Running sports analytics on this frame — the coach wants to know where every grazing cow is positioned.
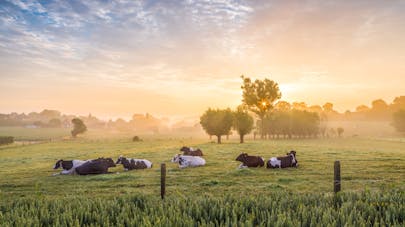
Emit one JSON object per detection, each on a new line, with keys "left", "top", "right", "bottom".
{"left": 116, "top": 156, "right": 153, "bottom": 170}
{"left": 53, "top": 159, "right": 88, "bottom": 175}
{"left": 266, "top": 151, "right": 298, "bottom": 169}
{"left": 180, "top": 146, "right": 204, "bottom": 156}
{"left": 75, "top": 158, "right": 116, "bottom": 175}
{"left": 171, "top": 154, "right": 206, "bottom": 168}
{"left": 235, "top": 153, "right": 265, "bottom": 168}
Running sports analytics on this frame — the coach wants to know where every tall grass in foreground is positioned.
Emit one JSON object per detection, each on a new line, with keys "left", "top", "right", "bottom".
{"left": 1, "top": 190, "right": 403, "bottom": 226}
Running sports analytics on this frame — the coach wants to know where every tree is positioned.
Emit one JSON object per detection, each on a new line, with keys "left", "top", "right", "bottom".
{"left": 322, "top": 102, "right": 335, "bottom": 113}
{"left": 233, "top": 106, "right": 254, "bottom": 143}
{"left": 241, "top": 76, "right": 281, "bottom": 139}
{"left": 292, "top": 102, "right": 307, "bottom": 111}
{"left": 39, "top": 109, "right": 61, "bottom": 120}
{"left": 392, "top": 109, "right": 405, "bottom": 133}
{"left": 390, "top": 96, "right": 405, "bottom": 112}
{"left": 356, "top": 105, "right": 370, "bottom": 113}
{"left": 71, "top": 118, "right": 87, "bottom": 137}
{"left": 200, "top": 108, "right": 233, "bottom": 144}
{"left": 370, "top": 99, "right": 389, "bottom": 119}
{"left": 337, "top": 127, "right": 344, "bottom": 137}
{"left": 309, "top": 105, "right": 323, "bottom": 113}
{"left": 275, "top": 101, "right": 291, "bottom": 111}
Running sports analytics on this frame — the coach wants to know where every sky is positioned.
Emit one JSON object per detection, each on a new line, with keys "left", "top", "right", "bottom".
{"left": 1, "top": 0, "right": 404, "bottom": 120}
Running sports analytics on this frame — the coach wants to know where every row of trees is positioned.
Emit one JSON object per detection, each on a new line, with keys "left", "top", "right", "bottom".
{"left": 269, "top": 97, "right": 405, "bottom": 122}
{"left": 200, "top": 76, "right": 405, "bottom": 143}
{"left": 199, "top": 76, "right": 325, "bottom": 143}
{"left": 261, "top": 110, "right": 320, "bottom": 139}
{"left": 200, "top": 107, "right": 253, "bottom": 144}
{"left": 392, "top": 110, "right": 405, "bottom": 133}
{"left": 200, "top": 107, "right": 328, "bottom": 143}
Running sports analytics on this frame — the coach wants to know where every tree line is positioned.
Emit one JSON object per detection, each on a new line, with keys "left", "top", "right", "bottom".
{"left": 200, "top": 76, "right": 405, "bottom": 143}
{"left": 0, "top": 110, "right": 201, "bottom": 135}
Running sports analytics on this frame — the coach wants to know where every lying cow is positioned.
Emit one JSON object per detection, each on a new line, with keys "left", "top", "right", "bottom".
{"left": 116, "top": 155, "right": 153, "bottom": 170}
{"left": 266, "top": 150, "right": 298, "bottom": 168}
{"left": 171, "top": 154, "right": 206, "bottom": 168}
{"left": 53, "top": 159, "right": 88, "bottom": 175}
{"left": 180, "top": 146, "right": 203, "bottom": 156}
{"left": 75, "top": 158, "right": 116, "bottom": 175}
{"left": 235, "top": 153, "right": 264, "bottom": 168}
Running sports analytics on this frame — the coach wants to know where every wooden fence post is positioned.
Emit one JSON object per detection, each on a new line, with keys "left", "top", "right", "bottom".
{"left": 161, "top": 163, "right": 166, "bottom": 199}
{"left": 334, "top": 161, "right": 341, "bottom": 193}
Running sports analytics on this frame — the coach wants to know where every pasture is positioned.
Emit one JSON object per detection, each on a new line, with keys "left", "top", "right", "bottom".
{"left": 0, "top": 128, "right": 404, "bottom": 225}
{"left": 0, "top": 129, "right": 404, "bottom": 200}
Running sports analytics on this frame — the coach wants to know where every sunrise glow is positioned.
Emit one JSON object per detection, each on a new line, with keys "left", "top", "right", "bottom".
{"left": 1, "top": 0, "right": 404, "bottom": 119}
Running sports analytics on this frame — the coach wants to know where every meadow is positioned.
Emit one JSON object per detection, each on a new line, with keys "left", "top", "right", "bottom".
{"left": 0, "top": 127, "right": 404, "bottom": 225}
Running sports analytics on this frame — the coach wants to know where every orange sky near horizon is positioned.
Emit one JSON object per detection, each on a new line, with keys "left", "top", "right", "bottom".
{"left": 1, "top": 0, "right": 404, "bottom": 120}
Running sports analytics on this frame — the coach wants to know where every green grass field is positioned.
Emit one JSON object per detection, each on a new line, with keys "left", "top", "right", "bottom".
{"left": 0, "top": 128, "right": 404, "bottom": 225}
{"left": 0, "top": 128, "right": 404, "bottom": 200}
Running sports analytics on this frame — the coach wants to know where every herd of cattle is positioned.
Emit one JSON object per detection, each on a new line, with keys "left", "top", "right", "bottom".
{"left": 53, "top": 146, "right": 298, "bottom": 175}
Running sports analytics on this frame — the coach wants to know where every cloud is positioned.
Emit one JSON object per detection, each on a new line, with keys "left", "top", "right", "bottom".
{"left": 0, "top": 0, "right": 404, "bottom": 117}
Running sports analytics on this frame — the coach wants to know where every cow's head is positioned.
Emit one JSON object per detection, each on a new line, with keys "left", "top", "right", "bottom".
{"left": 236, "top": 153, "right": 248, "bottom": 162}
{"left": 103, "top": 158, "right": 116, "bottom": 168}
{"left": 171, "top": 154, "right": 181, "bottom": 163}
{"left": 180, "top": 146, "right": 190, "bottom": 152}
{"left": 53, "top": 159, "right": 63, "bottom": 169}
{"left": 116, "top": 155, "right": 126, "bottom": 164}
{"left": 287, "top": 150, "right": 298, "bottom": 165}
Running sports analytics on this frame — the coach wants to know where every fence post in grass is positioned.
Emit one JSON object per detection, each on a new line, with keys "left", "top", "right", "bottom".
{"left": 334, "top": 161, "right": 341, "bottom": 193}
{"left": 161, "top": 163, "right": 166, "bottom": 199}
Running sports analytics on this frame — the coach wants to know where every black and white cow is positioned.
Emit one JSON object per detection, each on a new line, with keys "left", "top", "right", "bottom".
{"left": 53, "top": 159, "right": 88, "bottom": 175}
{"left": 116, "top": 156, "right": 153, "bottom": 170}
{"left": 180, "top": 146, "right": 204, "bottom": 156}
{"left": 171, "top": 154, "right": 206, "bottom": 168}
{"left": 266, "top": 151, "right": 298, "bottom": 168}
{"left": 75, "top": 158, "right": 116, "bottom": 175}
{"left": 235, "top": 153, "right": 265, "bottom": 168}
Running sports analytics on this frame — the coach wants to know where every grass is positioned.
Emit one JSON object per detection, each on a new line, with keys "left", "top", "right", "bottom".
{"left": 0, "top": 129, "right": 404, "bottom": 201}
{"left": 0, "top": 128, "right": 404, "bottom": 225}
{"left": 1, "top": 190, "right": 404, "bottom": 226}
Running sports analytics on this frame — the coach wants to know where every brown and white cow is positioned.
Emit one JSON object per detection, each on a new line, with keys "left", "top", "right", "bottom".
{"left": 180, "top": 146, "right": 203, "bottom": 156}
{"left": 235, "top": 153, "right": 265, "bottom": 168}
{"left": 75, "top": 158, "right": 116, "bottom": 175}
{"left": 266, "top": 151, "right": 298, "bottom": 169}
{"left": 116, "top": 156, "right": 153, "bottom": 170}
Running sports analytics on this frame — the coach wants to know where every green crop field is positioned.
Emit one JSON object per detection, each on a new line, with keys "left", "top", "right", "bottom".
{"left": 0, "top": 128, "right": 404, "bottom": 226}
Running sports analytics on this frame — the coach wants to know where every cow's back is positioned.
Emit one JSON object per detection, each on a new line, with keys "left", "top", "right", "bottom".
{"left": 245, "top": 156, "right": 263, "bottom": 167}
{"left": 75, "top": 161, "right": 107, "bottom": 175}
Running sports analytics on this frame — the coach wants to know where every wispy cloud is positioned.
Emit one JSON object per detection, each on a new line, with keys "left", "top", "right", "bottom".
{"left": 0, "top": 0, "right": 404, "bottom": 116}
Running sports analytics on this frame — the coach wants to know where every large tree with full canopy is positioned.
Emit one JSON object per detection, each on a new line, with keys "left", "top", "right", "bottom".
{"left": 233, "top": 106, "right": 254, "bottom": 143}
{"left": 200, "top": 108, "right": 233, "bottom": 144}
{"left": 241, "top": 75, "right": 281, "bottom": 139}
{"left": 71, "top": 118, "right": 87, "bottom": 138}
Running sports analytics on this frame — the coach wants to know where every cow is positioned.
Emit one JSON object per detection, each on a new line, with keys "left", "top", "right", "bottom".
{"left": 235, "top": 153, "right": 265, "bottom": 168}
{"left": 53, "top": 159, "right": 88, "bottom": 175}
{"left": 116, "top": 156, "right": 153, "bottom": 170}
{"left": 171, "top": 154, "right": 206, "bottom": 168}
{"left": 75, "top": 158, "right": 116, "bottom": 175}
{"left": 180, "top": 146, "right": 203, "bottom": 156}
{"left": 266, "top": 150, "right": 298, "bottom": 169}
